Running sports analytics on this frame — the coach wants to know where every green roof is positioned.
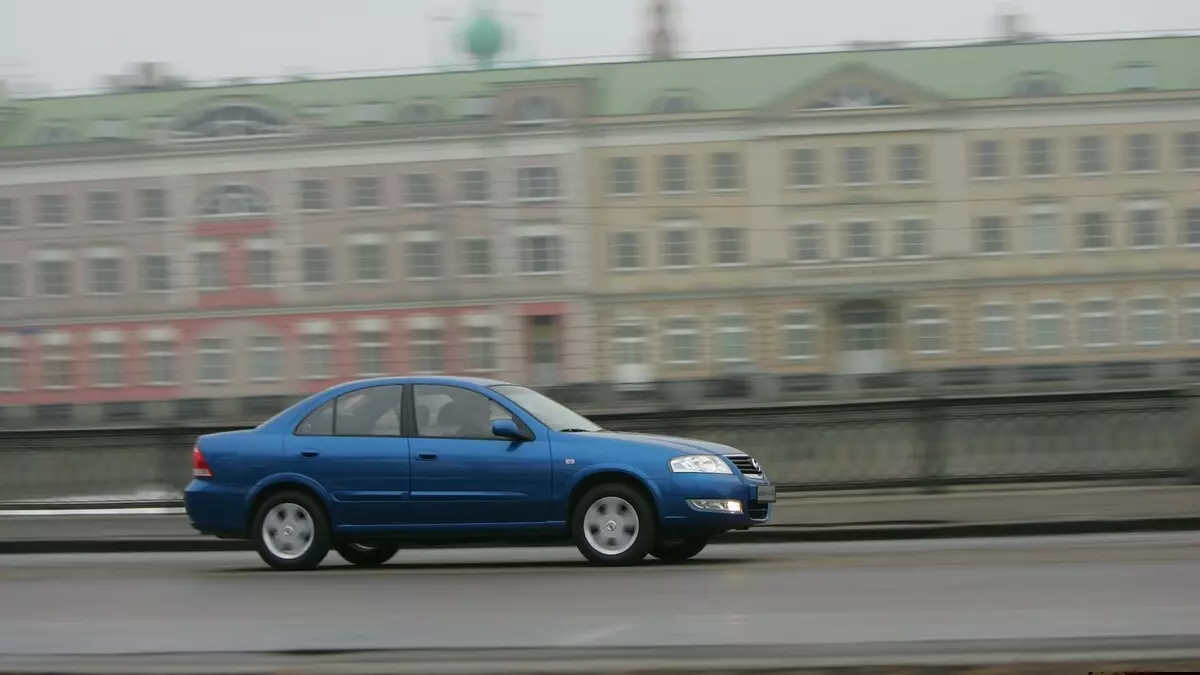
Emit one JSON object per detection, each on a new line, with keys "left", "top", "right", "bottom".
{"left": 4, "top": 35, "right": 1199, "bottom": 147}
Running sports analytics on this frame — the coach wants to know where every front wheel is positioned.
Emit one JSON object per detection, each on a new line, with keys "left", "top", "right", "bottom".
{"left": 251, "top": 490, "right": 330, "bottom": 571}
{"left": 650, "top": 536, "right": 709, "bottom": 562}
{"left": 571, "top": 482, "right": 656, "bottom": 566}
{"left": 335, "top": 540, "right": 401, "bottom": 567}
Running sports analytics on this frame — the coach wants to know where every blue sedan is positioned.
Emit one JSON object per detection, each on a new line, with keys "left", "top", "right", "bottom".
{"left": 184, "top": 376, "right": 775, "bottom": 570}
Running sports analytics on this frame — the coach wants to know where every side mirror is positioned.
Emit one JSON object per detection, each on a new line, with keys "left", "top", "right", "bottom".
{"left": 492, "top": 419, "right": 528, "bottom": 442}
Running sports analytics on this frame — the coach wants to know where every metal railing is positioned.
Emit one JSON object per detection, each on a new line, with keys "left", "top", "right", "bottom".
{"left": 1, "top": 387, "right": 1195, "bottom": 505}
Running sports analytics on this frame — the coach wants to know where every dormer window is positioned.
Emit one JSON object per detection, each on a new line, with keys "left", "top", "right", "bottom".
{"left": 512, "top": 96, "right": 560, "bottom": 124}
{"left": 174, "top": 103, "right": 291, "bottom": 139}
{"left": 1011, "top": 74, "right": 1065, "bottom": 98}
{"left": 459, "top": 95, "right": 494, "bottom": 118}
{"left": 1120, "top": 64, "right": 1157, "bottom": 91}
{"left": 32, "top": 124, "right": 79, "bottom": 145}
{"left": 652, "top": 91, "right": 698, "bottom": 114}
{"left": 401, "top": 102, "right": 445, "bottom": 124}
{"left": 354, "top": 102, "right": 390, "bottom": 124}
{"left": 197, "top": 183, "right": 271, "bottom": 219}
{"left": 808, "top": 84, "right": 900, "bottom": 109}
{"left": 92, "top": 119, "right": 128, "bottom": 140}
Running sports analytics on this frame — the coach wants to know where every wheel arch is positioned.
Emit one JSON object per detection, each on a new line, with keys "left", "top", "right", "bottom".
{"left": 564, "top": 467, "right": 662, "bottom": 528}
{"left": 244, "top": 473, "right": 334, "bottom": 534}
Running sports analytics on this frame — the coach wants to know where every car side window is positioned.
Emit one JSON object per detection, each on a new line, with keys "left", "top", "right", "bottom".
{"left": 294, "top": 385, "right": 405, "bottom": 437}
{"left": 414, "top": 384, "right": 513, "bottom": 440}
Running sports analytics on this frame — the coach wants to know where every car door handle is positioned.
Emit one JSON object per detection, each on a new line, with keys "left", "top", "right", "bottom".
{"left": 417, "top": 452, "right": 438, "bottom": 461}
{"left": 300, "top": 449, "right": 320, "bottom": 458}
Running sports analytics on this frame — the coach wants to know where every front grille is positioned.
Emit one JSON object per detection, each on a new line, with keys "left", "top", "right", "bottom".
{"left": 747, "top": 501, "right": 770, "bottom": 520}
{"left": 727, "top": 453, "right": 763, "bottom": 477}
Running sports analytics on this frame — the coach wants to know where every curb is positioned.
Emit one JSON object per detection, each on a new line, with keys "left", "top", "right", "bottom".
{"left": 3, "top": 516, "right": 1199, "bottom": 555}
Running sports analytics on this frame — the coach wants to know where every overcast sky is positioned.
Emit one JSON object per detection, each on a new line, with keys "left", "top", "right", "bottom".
{"left": 1, "top": 0, "right": 1198, "bottom": 94}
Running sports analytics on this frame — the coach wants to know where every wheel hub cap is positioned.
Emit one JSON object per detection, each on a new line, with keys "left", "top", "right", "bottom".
{"left": 583, "top": 496, "right": 640, "bottom": 556}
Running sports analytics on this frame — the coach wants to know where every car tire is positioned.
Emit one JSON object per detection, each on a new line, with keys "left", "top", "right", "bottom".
{"left": 335, "top": 540, "right": 401, "bottom": 568}
{"left": 572, "top": 482, "right": 656, "bottom": 566}
{"left": 650, "top": 536, "right": 709, "bottom": 562}
{"left": 251, "top": 490, "right": 330, "bottom": 571}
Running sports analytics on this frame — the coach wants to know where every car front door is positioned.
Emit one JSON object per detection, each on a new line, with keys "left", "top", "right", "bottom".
{"left": 407, "top": 383, "right": 551, "bottom": 526}
{"left": 285, "top": 383, "right": 411, "bottom": 527}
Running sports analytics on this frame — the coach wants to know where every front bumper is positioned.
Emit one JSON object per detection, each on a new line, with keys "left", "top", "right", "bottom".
{"left": 655, "top": 473, "right": 775, "bottom": 535}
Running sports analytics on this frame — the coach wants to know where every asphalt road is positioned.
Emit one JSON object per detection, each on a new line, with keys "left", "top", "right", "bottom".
{"left": 2, "top": 532, "right": 1200, "bottom": 665}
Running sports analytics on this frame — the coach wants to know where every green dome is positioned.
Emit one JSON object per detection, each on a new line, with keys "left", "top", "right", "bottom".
{"left": 465, "top": 12, "right": 504, "bottom": 63}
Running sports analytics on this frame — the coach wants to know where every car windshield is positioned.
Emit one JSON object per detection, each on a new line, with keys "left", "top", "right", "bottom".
{"left": 491, "top": 385, "right": 602, "bottom": 433}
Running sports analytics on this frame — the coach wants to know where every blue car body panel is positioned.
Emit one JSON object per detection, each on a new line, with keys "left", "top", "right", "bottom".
{"left": 183, "top": 376, "right": 773, "bottom": 542}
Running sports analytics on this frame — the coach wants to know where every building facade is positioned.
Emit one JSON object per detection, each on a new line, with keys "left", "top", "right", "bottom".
{"left": 0, "top": 34, "right": 1198, "bottom": 424}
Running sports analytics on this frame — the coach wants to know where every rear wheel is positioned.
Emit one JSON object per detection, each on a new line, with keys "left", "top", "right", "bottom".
{"left": 650, "top": 536, "right": 709, "bottom": 562}
{"left": 251, "top": 490, "right": 330, "bottom": 571}
{"left": 571, "top": 482, "right": 656, "bottom": 566}
{"left": 335, "top": 540, "right": 401, "bottom": 567}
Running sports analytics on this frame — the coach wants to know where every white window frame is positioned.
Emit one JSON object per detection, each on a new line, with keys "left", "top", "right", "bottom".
{"left": 778, "top": 310, "right": 816, "bottom": 361}
{"left": 1129, "top": 296, "right": 1168, "bottom": 347}
{"left": 790, "top": 223, "right": 825, "bottom": 263}
{"left": 663, "top": 316, "right": 700, "bottom": 365}
{"left": 248, "top": 334, "right": 284, "bottom": 382}
{"left": 708, "top": 152, "right": 743, "bottom": 192}
{"left": 978, "top": 302, "right": 1014, "bottom": 352}
{"left": 300, "top": 246, "right": 335, "bottom": 286}
{"left": 712, "top": 227, "right": 747, "bottom": 267}
{"left": 1078, "top": 212, "right": 1113, "bottom": 252}
{"left": 0, "top": 197, "right": 17, "bottom": 229}
{"left": 141, "top": 327, "right": 179, "bottom": 386}
{"left": 349, "top": 232, "right": 389, "bottom": 283}
{"left": 196, "top": 337, "right": 232, "bottom": 385}
{"left": 1079, "top": 297, "right": 1117, "bottom": 348}
{"left": 972, "top": 139, "right": 1004, "bottom": 180}
{"left": 1028, "top": 300, "right": 1065, "bottom": 350}
{"left": 245, "top": 238, "right": 279, "bottom": 289}
{"left": 349, "top": 175, "right": 383, "bottom": 210}
{"left": 977, "top": 215, "right": 1009, "bottom": 256}
{"left": 0, "top": 261, "right": 20, "bottom": 300}
{"left": 659, "top": 155, "right": 691, "bottom": 194}
{"left": 515, "top": 225, "right": 565, "bottom": 276}
{"left": 298, "top": 321, "right": 335, "bottom": 380}
{"left": 36, "top": 194, "right": 69, "bottom": 227}
{"left": 404, "top": 173, "right": 439, "bottom": 207}
{"left": 462, "top": 314, "right": 499, "bottom": 374}
{"left": 1075, "top": 135, "right": 1108, "bottom": 175}
{"left": 844, "top": 220, "right": 877, "bottom": 261}
{"left": 457, "top": 169, "right": 490, "bottom": 204}
{"left": 404, "top": 231, "right": 444, "bottom": 281}
{"left": 86, "top": 247, "right": 124, "bottom": 296}
{"left": 1179, "top": 132, "right": 1200, "bottom": 172}
{"left": 787, "top": 148, "right": 820, "bottom": 189}
{"left": 1184, "top": 295, "right": 1200, "bottom": 344}
{"left": 909, "top": 306, "right": 948, "bottom": 355}
{"left": 39, "top": 331, "right": 75, "bottom": 390}
{"left": 612, "top": 318, "right": 652, "bottom": 372}
{"left": 610, "top": 231, "right": 644, "bottom": 271}
{"left": 0, "top": 334, "right": 22, "bottom": 392}
{"left": 192, "top": 241, "right": 226, "bottom": 292}
{"left": 897, "top": 217, "right": 930, "bottom": 259}
{"left": 137, "top": 188, "right": 169, "bottom": 222}
{"left": 1025, "top": 204, "right": 1062, "bottom": 254}
{"left": 138, "top": 254, "right": 171, "bottom": 294}
{"left": 297, "top": 179, "right": 329, "bottom": 212}
{"left": 460, "top": 238, "right": 495, "bottom": 278}
{"left": 841, "top": 146, "right": 874, "bottom": 186}
{"left": 1127, "top": 200, "right": 1164, "bottom": 250}
{"left": 660, "top": 221, "right": 696, "bottom": 269}
{"left": 35, "top": 249, "right": 73, "bottom": 298}
{"left": 608, "top": 157, "right": 639, "bottom": 196}
{"left": 86, "top": 190, "right": 121, "bottom": 224}
{"left": 353, "top": 317, "right": 391, "bottom": 377}
{"left": 1024, "top": 137, "right": 1056, "bottom": 177}
{"left": 714, "top": 313, "right": 752, "bottom": 364}
{"left": 409, "top": 316, "right": 445, "bottom": 375}
{"left": 90, "top": 330, "right": 125, "bottom": 388}
{"left": 892, "top": 144, "right": 926, "bottom": 184}
{"left": 1125, "top": 133, "right": 1159, "bottom": 174}
{"left": 1180, "top": 207, "right": 1200, "bottom": 249}
{"left": 516, "top": 166, "right": 561, "bottom": 202}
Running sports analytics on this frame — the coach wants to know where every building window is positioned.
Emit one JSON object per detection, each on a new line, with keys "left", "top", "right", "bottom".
{"left": 354, "top": 330, "right": 388, "bottom": 377}
{"left": 898, "top": 218, "right": 928, "bottom": 258}
{"left": 302, "top": 333, "right": 334, "bottom": 379}
{"left": 1184, "top": 296, "right": 1200, "bottom": 343}
{"left": 407, "top": 240, "right": 443, "bottom": 279}
{"left": 1079, "top": 212, "right": 1112, "bottom": 250}
{"left": 301, "top": 247, "right": 334, "bottom": 285}
{"left": 1080, "top": 299, "right": 1115, "bottom": 347}
{"left": 93, "top": 340, "right": 124, "bottom": 387}
{"left": 842, "top": 146, "right": 873, "bottom": 184}
{"left": 1179, "top": 132, "right": 1200, "bottom": 171}
{"left": 659, "top": 155, "right": 691, "bottom": 193}
{"left": 976, "top": 216, "right": 1008, "bottom": 254}
{"left": 405, "top": 173, "right": 438, "bottom": 206}
{"left": 350, "top": 176, "right": 382, "bottom": 209}
{"left": 1130, "top": 297, "right": 1167, "bottom": 346}
{"left": 139, "top": 255, "right": 170, "bottom": 293}
{"left": 1025, "top": 138, "right": 1056, "bottom": 176}
{"left": 411, "top": 327, "right": 444, "bottom": 374}
{"left": 197, "top": 338, "right": 231, "bottom": 383}
{"left": 37, "top": 194, "right": 69, "bottom": 225}
{"left": 512, "top": 96, "right": 559, "bottom": 123}
{"left": 0, "top": 343, "right": 20, "bottom": 391}
{"left": 352, "top": 241, "right": 388, "bottom": 282}
{"left": 460, "top": 238, "right": 493, "bottom": 276}
{"left": 87, "top": 191, "right": 121, "bottom": 223}
{"left": 464, "top": 325, "right": 498, "bottom": 373}
{"left": 610, "top": 232, "right": 643, "bottom": 270}
{"left": 1129, "top": 203, "right": 1162, "bottom": 248}
{"left": 1121, "top": 64, "right": 1157, "bottom": 90}
{"left": 1028, "top": 207, "right": 1062, "bottom": 254}
{"left": 41, "top": 342, "right": 74, "bottom": 388}
{"left": 517, "top": 167, "right": 560, "bottom": 201}
{"left": 1029, "top": 301, "right": 1064, "bottom": 350}
{"left": 0, "top": 198, "right": 17, "bottom": 229}
{"left": 845, "top": 221, "right": 875, "bottom": 260}
{"left": 779, "top": 311, "right": 816, "bottom": 360}
{"left": 1076, "top": 136, "right": 1108, "bottom": 174}
{"left": 663, "top": 317, "right": 699, "bottom": 364}
{"left": 297, "top": 179, "right": 328, "bottom": 211}
{"left": 246, "top": 246, "right": 276, "bottom": 288}
{"left": 709, "top": 152, "right": 742, "bottom": 191}
{"left": 612, "top": 321, "right": 649, "bottom": 377}
{"left": 787, "top": 148, "right": 819, "bottom": 188}
{"left": 910, "top": 306, "right": 947, "bottom": 354}
{"left": 145, "top": 339, "right": 177, "bottom": 385}
{"left": 973, "top": 140, "right": 1004, "bottom": 179}
{"left": 37, "top": 256, "right": 72, "bottom": 297}
{"left": 892, "top": 145, "right": 925, "bottom": 182}
{"left": 87, "top": 253, "right": 123, "bottom": 295}
{"left": 196, "top": 251, "right": 225, "bottom": 291}
{"left": 978, "top": 304, "right": 1014, "bottom": 352}
{"left": 249, "top": 335, "right": 283, "bottom": 381}
{"left": 197, "top": 184, "right": 270, "bottom": 218}
{"left": 174, "top": 104, "right": 289, "bottom": 139}
{"left": 790, "top": 224, "right": 824, "bottom": 262}
{"left": 608, "top": 157, "right": 638, "bottom": 195}
{"left": 518, "top": 230, "right": 564, "bottom": 274}
{"left": 714, "top": 315, "right": 751, "bottom": 363}
{"left": 1126, "top": 134, "right": 1159, "bottom": 173}
{"left": 0, "top": 263, "right": 20, "bottom": 299}
{"left": 138, "top": 188, "right": 169, "bottom": 221}
{"left": 458, "top": 170, "right": 490, "bottom": 203}
{"left": 661, "top": 227, "right": 695, "bottom": 268}
{"left": 1183, "top": 208, "right": 1200, "bottom": 247}
{"left": 713, "top": 227, "right": 746, "bottom": 266}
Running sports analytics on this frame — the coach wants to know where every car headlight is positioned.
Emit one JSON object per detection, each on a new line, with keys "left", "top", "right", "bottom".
{"left": 669, "top": 454, "right": 733, "bottom": 474}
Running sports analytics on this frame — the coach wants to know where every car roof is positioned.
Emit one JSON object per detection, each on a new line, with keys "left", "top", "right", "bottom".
{"left": 339, "top": 375, "right": 514, "bottom": 388}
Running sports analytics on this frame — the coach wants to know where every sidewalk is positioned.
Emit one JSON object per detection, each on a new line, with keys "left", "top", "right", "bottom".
{"left": 1, "top": 483, "right": 1198, "bottom": 553}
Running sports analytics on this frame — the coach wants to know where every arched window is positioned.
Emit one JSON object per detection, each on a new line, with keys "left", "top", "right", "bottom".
{"left": 174, "top": 104, "right": 291, "bottom": 139}
{"left": 808, "top": 85, "right": 901, "bottom": 110}
{"left": 196, "top": 183, "right": 271, "bottom": 218}
{"left": 1011, "top": 74, "right": 1065, "bottom": 98}
{"left": 651, "top": 91, "right": 698, "bottom": 114}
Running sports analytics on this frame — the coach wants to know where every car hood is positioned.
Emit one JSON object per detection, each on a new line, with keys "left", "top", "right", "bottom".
{"left": 586, "top": 430, "right": 742, "bottom": 456}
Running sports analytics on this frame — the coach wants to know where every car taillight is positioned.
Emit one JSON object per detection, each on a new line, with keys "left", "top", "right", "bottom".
{"left": 192, "top": 446, "right": 213, "bottom": 478}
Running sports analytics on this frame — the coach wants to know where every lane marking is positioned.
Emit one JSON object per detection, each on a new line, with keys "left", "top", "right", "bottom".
{"left": 0, "top": 507, "right": 186, "bottom": 517}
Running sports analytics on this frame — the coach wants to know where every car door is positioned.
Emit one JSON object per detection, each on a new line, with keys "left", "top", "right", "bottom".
{"left": 407, "top": 383, "right": 552, "bottom": 526}
{"left": 285, "top": 383, "right": 411, "bottom": 527}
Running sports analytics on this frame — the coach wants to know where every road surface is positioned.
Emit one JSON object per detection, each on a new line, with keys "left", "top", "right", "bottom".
{"left": 2, "top": 532, "right": 1200, "bottom": 669}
